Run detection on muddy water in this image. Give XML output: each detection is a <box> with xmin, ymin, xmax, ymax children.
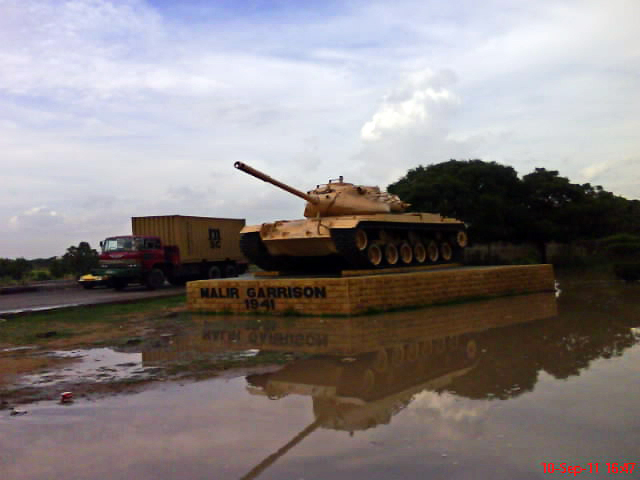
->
<box><xmin>2</xmin><ymin>271</ymin><xmax>639</xmax><ymax>480</ymax></box>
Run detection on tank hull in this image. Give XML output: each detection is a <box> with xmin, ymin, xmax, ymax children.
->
<box><xmin>240</xmin><ymin>213</ymin><xmax>467</xmax><ymax>273</ymax></box>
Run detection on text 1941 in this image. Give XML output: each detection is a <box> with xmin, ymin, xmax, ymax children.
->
<box><xmin>245</xmin><ymin>299</ymin><xmax>276</xmax><ymax>310</ymax></box>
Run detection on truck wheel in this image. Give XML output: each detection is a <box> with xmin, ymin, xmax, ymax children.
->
<box><xmin>208</xmin><ymin>265</ymin><xmax>221</xmax><ymax>279</ymax></box>
<box><xmin>146</xmin><ymin>268</ymin><xmax>165</xmax><ymax>290</ymax></box>
<box><xmin>223</xmin><ymin>264</ymin><xmax>237</xmax><ymax>278</ymax></box>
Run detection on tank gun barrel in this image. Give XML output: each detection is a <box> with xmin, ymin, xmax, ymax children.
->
<box><xmin>234</xmin><ymin>161</ymin><xmax>318</xmax><ymax>204</ymax></box>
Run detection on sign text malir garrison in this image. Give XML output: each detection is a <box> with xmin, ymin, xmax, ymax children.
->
<box><xmin>200</xmin><ymin>285</ymin><xmax>327</xmax><ymax>299</ymax></box>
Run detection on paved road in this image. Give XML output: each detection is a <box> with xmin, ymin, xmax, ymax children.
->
<box><xmin>0</xmin><ymin>284</ymin><xmax>186</xmax><ymax>316</ymax></box>
<box><xmin>0</xmin><ymin>273</ymin><xmax>259</xmax><ymax>316</ymax></box>
<box><xmin>0</xmin><ymin>267</ymin><xmax>463</xmax><ymax>317</ymax></box>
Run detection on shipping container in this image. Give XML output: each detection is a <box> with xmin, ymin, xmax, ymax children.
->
<box><xmin>132</xmin><ymin>215</ymin><xmax>245</xmax><ymax>263</ymax></box>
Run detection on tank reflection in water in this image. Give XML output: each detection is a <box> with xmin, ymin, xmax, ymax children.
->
<box><xmin>4</xmin><ymin>277</ymin><xmax>640</xmax><ymax>480</ymax></box>
<box><xmin>141</xmin><ymin>293</ymin><xmax>561</xmax><ymax>479</ymax></box>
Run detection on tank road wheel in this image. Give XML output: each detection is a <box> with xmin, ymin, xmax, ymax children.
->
<box><xmin>359</xmin><ymin>369</ymin><xmax>375</xmax><ymax>395</ymax></box>
<box><xmin>466</xmin><ymin>339</ymin><xmax>478</xmax><ymax>360</ymax></box>
<box><xmin>208</xmin><ymin>265</ymin><xmax>221</xmax><ymax>279</ymax></box>
<box><xmin>413</xmin><ymin>242</ymin><xmax>427</xmax><ymax>264</ymax></box>
<box><xmin>385</xmin><ymin>244</ymin><xmax>399</xmax><ymax>266</ymax></box>
<box><xmin>456</xmin><ymin>230</ymin><xmax>469</xmax><ymax>248</ymax></box>
<box><xmin>330</xmin><ymin>228</ymin><xmax>370</xmax><ymax>269</ymax></box>
<box><xmin>399</xmin><ymin>242</ymin><xmax>413</xmax><ymax>264</ymax></box>
<box><xmin>373</xmin><ymin>349</ymin><xmax>389</xmax><ymax>373</ymax></box>
<box><xmin>406</xmin><ymin>343</ymin><xmax>419</xmax><ymax>363</ymax></box>
<box><xmin>440</xmin><ymin>241</ymin><xmax>453</xmax><ymax>262</ymax></box>
<box><xmin>367</xmin><ymin>244</ymin><xmax>383</xmax><ymax>267</ymax></box>
<box><xmin>427</xmin><ymin>240</ymin><xmax>439</xmax><ymax>263</ymax></box>
<box><xmin>390</xmin><ymin>346</ymin><xmax>404</xmax><ymax>367</ymax></box>
<box><xmin>355</xmin><ymin>229</ymin><xmax>369</xmax><ymax>251</ymax></box>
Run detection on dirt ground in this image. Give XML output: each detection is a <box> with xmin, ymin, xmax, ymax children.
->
<box><xmin>0</xmin><ymin>297</ymin><xmax>298</xmax><ymax>411</ymax></box>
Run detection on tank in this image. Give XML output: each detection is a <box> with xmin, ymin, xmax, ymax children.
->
<box><xmin>234</xmin><ymin>161</ymin><xmax>468</xmax><ymax>272</ymax></box>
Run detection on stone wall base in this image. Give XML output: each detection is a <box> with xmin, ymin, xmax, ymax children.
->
<box><xmin>187</xmin><ymin>264</ymin><xmax>555</xmax><ymax>316</ymax></box>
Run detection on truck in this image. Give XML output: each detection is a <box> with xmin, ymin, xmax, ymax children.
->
<box><xmin>79</xmin><ymin>215</ymin><xmax>247</xmax><ymax>290</ymax></box>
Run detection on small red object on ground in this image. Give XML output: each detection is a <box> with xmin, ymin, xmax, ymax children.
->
<box><xmin>60</xmin><ymin>392</ymin><xmax>73</xmax><ymax>403</ymax></box>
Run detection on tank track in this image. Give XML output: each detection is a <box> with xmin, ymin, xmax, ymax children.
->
<box><xmin>330</xmin><ymin>229</ymin><xmax>370</xmax><ymax>269</ymax></box>
<box><xmin>242</xmin><ymin>222</ymin><xmax>466</xmax><ymax>274</ymax></box>
<box><xmin>331</xmin><ymin>221</ymin><xmax>466</xmax><ymax>270</ymax></box>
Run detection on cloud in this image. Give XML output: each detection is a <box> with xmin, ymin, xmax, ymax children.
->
<box><xmin>8</xmin><ymin>206</ymin><xmax>64</xmax><ymax>231</ymax></box>
<box><xmin>579</xmin><ymin>157</ymin><xmax>640</xmax><ymax>199</ymax></box>
<box><xmin>412</xmin><ymin>390</ymin><xmax>491</xmax><ymax>423</ymax></box>
<box><xmin>352</xmin><ymin>69</ymin><xmax>481</xmax><ymax>185</ymax></box>
<box><xmin>361</xmin><ymin>70</ymin><xmax>460</xmax><ymax>141</ymax></box>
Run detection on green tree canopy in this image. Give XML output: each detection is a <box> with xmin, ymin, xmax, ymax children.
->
<box><xmin>388</xmin><ymin>159</ymin><xmax>530</xmax><ymax>243</ymax></box>
<box><xmin>62</xmin><ymin>241</ymin><xmax>99</xmax><ymax>276</ymax></box>
<box><xmin>0</xmin><ymin>257</ymin><xmax>32</xmax><ymax>280</ymax></box>
<box><xmin>388</xmin><ymin>160</ymin><xmax>640</xmax><ymax>251</ymax></box>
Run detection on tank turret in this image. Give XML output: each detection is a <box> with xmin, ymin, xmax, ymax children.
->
<box><xmin>234</xmin><ymin>161</ymin><xmax>468</xmax><ymax>273</ymax></box>
<box><xmin>234</xmin><ymin>161</ymin><xmax>410</xmax><ymax>217</ymax></box>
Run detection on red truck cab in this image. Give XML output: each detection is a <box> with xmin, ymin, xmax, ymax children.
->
<box><xmin>80</xmin><ymin>235</ymin><xmax>168</xmax><ymax>290</ymax></box>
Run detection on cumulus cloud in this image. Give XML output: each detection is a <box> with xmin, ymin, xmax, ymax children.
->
<box><xmin>361</xmin><ymin>70</ymin><xmax>460</xmax><ymax>141</ymax></box>
<box><xmin>352</xmin><ymin>69</ymin><xmax>481</xmax><ymax>184</ymax></box>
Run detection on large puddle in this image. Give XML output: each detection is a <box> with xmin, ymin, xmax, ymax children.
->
<box><xmin>2</xmin><ymin>271</ymin><xmax>639</xmax><ymax>479</ymax></box>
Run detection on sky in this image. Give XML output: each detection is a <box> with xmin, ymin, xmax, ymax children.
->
<box><xmin>1</xmin><ymin>0</ymin><xmax>639</xmax><ymax>258</ymax></box>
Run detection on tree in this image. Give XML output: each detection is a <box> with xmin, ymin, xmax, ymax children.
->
<box><xmin>520</xmin><ymin>168</ymin><xmax>584</xmax><ymax>258</ymax></box>
<box><xmin>522</xmin><ymin>168</ymin><xmax>640</xmax><ymax>260</ymax></box>
<box><xmin>388</xmin><ymin>159</ymin><xmax>530</xmax><ymax>243</ymax></box>
<box><xmin>0</xmin><ymin>257</ymin><xmax>32</xmax><ymax>281</ymax></box>
<box><xmin>62</xmin><ymin>242</ymin><xmax>99</xmax><ymax>277</ymax></box>
<box><xmin>389</xmin><ymin>160</ymin><xmax>640</xmax><ymax>263</ymax></box>
<box><xmin>49</xmin><ymin>258</ymin><xmax>67</xmax><ymax>278</ymax></box>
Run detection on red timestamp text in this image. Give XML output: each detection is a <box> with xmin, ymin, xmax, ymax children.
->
<box><xmin>541</xmin><ymin>462</ymin><xmax>636</xmax><ymax>476</ymax></box>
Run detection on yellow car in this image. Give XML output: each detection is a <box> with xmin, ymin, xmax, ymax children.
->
<box><xmin>77</xmin><ymin>273</ymin><xmax>108</xmax><ymax>289</ymax></box>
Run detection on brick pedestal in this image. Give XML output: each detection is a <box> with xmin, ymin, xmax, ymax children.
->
<box><xmin>187</xmin><ymin>264</ymin><xmax>555</xmax><ymax>316</ymax></box>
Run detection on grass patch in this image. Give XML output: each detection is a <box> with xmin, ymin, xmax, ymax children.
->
<box><xmin>0</xmin><ymin>294</ymin><xmax>186</xmax><ymax>347</ymax></box>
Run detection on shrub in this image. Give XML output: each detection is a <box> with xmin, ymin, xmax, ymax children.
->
<box><xmin>599</xmin><ymin>233</ymin><xmax>640</xmax><ymax>259</ymax></box>
<box><xmin>33</xmin><ymin>270</ymin><xmax>52</xmax><ymax>281</ymax></box>
<box><xmin>600</xmin><ymin>233</ymin><xmax>640</xmax><ymax>246</ymax></box>
<box><xmin>606</xmin><ymin>241</ymin><xmax>640</xmax><ymax>257</ymax></box>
